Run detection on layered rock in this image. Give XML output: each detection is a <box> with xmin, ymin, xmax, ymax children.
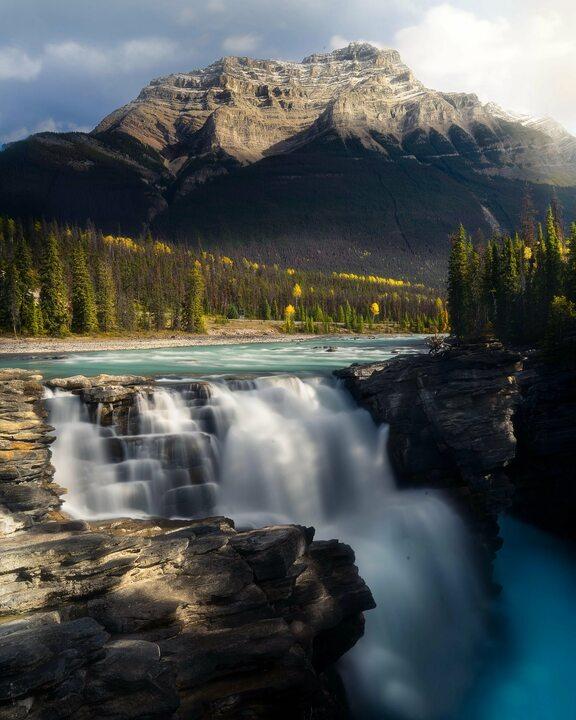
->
<box><xmin>336</xmin><ymin>341</ymin><xmax>523</xmax><ymax>559</ymax></box>
<box><xmin>95</xmin><ymin>43</ymin><xmax>576</xmax><ymax>184</ymax></box>
<box><xmin>0</xmin><ymin>516</ymin><xmax>374</xmax><ymax>720</ymax></box>
<box><xmin>0</xmin><ymin>372</ymin><xmax>375</xmax><ymax>720</ymax></box>
<box><xmin>46</xmin><ymin>373</ymin><xmax>152</xmax><ymax>431</ymax></box>
<box><xmin>0</xmin><ymin>370</ymin><xmax>62</xmax><ymax>528</ymax></box>
<box><xmin>2</xmin><ymin>43</ymin><xmax>576</xmax><ymax>280</ymax></box>
<box><xmin>509</xmin><ymin>334</ymin><xmax>576</xmax><ymax>539</ymax></box>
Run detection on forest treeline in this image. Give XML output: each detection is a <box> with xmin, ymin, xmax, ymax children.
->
<box><xmin>0</xmin><ymin>217</ymin><xmax>447</xmax><ymax>337</ymax></box>
<box><xmin>447</xmin><ymin>204</ymin><xmax>576</xmax><ymax>345</ymax></box>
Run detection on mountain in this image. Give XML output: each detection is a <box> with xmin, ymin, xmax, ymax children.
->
<box><xmin>1</xmin><ymin>42</ymin><xmax>575</xmax><ymax>281</ymax></box>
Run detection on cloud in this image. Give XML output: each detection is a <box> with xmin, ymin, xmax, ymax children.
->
<box><xmin>177</xmin><ymin>7</ymin><xmax>196</xmax><ymax>25</ymax></box>
<box><xmin>395</xmin><ymin>3</ymin><xmax>576</xmax><ymax>131</ymax></box>
<box><xmin>329</xmin><ymin>35</ymin><xmax>385</xmax><ymax>50</ymax></box>
<box><xmin>0</xmin><ymin>46</ymin><xmax>42</xmax><ymax>80</ymax></box>
<box><xmin>45</xmin><ymin>37</ymin><xmax>177</xmax><ymax>75</ymax></box>
<box><xmin>207</xmin><ymin>0</ymin><xmax>226</xmax><ymax>13</ymax></box>
<box><xmin>1</xmin><ymin>117</ymin><xmax>90</xmax><ymax>145</ymax></box>
<box><xmin>222</xmin><ymin>33</ymin><xmax>260</xmax><ymax>54</ymax></box>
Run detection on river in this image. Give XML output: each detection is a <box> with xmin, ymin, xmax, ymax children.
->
<box><xmin>9</xmin><ymin>335</ymin><xmax>574</xmax><ymax>720</ymax></box>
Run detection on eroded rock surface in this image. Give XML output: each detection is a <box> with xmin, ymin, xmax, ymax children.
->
<box><xmin>0</xmin><ymin>370</ymin><xmax>62</xmax><ymax>524</ymax></box>
<box><xmin>509</xmin><ymin>335</ymin><xmax>576</xmax><ymax>539</ymax></box>
<box><xmin>336</xmin><ymin>341</ymin><xmax>523</xmax><ymax>559</ymax></box>
<box><xmin>0</xmin><ymin>372</ymin><xmax>374</xmax><ymax>720</ymax></box>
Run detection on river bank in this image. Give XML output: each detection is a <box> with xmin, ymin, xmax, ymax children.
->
<box><xmin>0</xmin><ymin>319</ymin><xmax>407</xmax><ymax>357</ymax></box>
<box><xmin>0</xmin><ymin>328</ymin><xmax>316</xmax><ymax>356</ymax></box>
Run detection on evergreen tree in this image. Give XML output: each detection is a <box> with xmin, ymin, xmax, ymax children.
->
<box><xmin>262</xmin><ymin>298</ymin><xmax>272</xmax><ymax>321</ymax></box>
<box><xmin>495</xmin><ymin>236</ymin><xmax>520</xmax><ymax>340</ymax></box>
<box><xmin>40</xmin><ymin>234</ymin><xmax>70</xmax><ymax>336</ymax></box>
<box><xmin>95</xmin><ymin>260</ymin><xmax>117</xmax><ymax>331</ymax></box>
<box><xmin>14</xmin><ymin>236</ymin><xmax>39</xmax><ymax>335</ymax></box>
<box><xmin>481</xmin><ymin>239</ymin><xmax>499</xmax><ymax>328</ymax></box>
<box><xmin>5</xmin><ymin>261</ymin><xmax>22</xmax><ymax>334</ymax></box>
<box><xmin>544</xmin><ymin>206</ymin><xmax>563</xmax><ymax>305</ymax></box>
<box><xmin>566</xmin><ymin>223</ymin><xmax>576</xmax><ymax>303</ymax></box>
<box><xmin>71</xmin><ymin>244</ymin><xmax>98</xmax><ymax>333</ymax></box>
<box><xmin>183</xmin><ymin>265</ymin><xmax>207</xmax><ymax>333</ymax></box>
<box><xmin>447</xmin><ymin>226</ymin><xmax>474</xmax><ymax>337</ymax></box>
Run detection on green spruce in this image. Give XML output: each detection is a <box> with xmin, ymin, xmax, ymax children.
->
<box><xmin>71</xmin><ymin>244</ymin><xmax>98</xmax><ymax>334</ymax></box>
<box><xmin>40</xmin><ymin>234</ymin><xmax>70</xmax><ymax>336</ymax></box>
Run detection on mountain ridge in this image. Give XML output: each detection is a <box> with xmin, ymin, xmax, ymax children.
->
<box><xmin>1</xmin><ymin>42</ymin><xmax>575</xmax><ymax>281</ymax></box>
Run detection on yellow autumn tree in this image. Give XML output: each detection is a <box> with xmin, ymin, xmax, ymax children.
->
<box><xmin>292</xmin><ymin>283</ymin><xmax>302</xmax><ymax>300</ymax></box>
<box><xmin>370</xmin><ymin>302</ymin><xmax>380</xmax><ymax>318</ymax></box>
<box><xmin>283</xmin><ymin>304</ymin><xmax>296</xmax><ymax>333</ymax></box>
<box><xmin>434</xmin><ymin>298</ymin><xmax>449</xmax><ymax>333</ymax></box>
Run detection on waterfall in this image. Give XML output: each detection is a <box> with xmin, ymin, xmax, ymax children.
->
<box><xmin>45</xmin><ymin>375</ymin><xmax>484</xmax><ymax>720</ymax></box>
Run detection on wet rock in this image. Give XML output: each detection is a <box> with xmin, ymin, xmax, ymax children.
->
<box><xmin>0</xmin><ymin>370</ymin><xmax>375</xmax><ymax>719</ymax></box>
<box><xmin>337</xmin><ymin>340</ymin><xmax>522</xmax><ymax>560</ymax></box>
<box><xmin>46</xmin><ymin>375</ymin><xmax>148</xmax><ymax>391</ymax></box>
<box><xmin>0</xmin><ymin>371</ymin><xmax>61</xmax><ymax>524</ymax></box>
<box><xmin>509</xmin><ymin>335</ymin><xmax>576</xmax><ymax>539</ymax></box>
<box><xmin>163</xmin><ymin>483</ymin><xmax>218</xmax><ymax>518</ymax></box>
<box><xmin>0</xmin><ymin>518</ymin><xmax>373</xmax><ymax>719</ymax></box>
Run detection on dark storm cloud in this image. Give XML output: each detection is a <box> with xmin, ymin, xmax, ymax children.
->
<box><xmin>0</xmin><ymin>0</ymin><xmax>424</xmax><ymax>142</ymax></box>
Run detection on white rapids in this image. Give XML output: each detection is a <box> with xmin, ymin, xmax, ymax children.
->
<box><xmin>45</xmin><ymin>375</ymin><xmax>485</xmax><ymax>720</ymax></box>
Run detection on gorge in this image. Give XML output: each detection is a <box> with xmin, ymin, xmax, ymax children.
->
<box><xmin>1</xmin><ymin>335</ymin><xmax>575</xmax><ymax>720</ymax></box>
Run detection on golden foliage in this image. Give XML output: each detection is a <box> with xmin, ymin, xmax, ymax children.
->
<box><xmin>102</xmin><ymin>235</ymin><xmax>143</xmax><ymax>253</ymax></box>
<box><xmin>332</xmin><ymin>272</ymin><xmax>419</xmax><ymax>288</ymax></box>
<box><xmin>153</xmin><ymin>241</ymin><xmax>172</xmax><ymax>255</ymax></box>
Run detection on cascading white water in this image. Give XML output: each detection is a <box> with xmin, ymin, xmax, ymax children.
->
<box><xmin>45</xmin><ymin>376</ymin><xmax>484</xmax><ymax>720</ymax></box>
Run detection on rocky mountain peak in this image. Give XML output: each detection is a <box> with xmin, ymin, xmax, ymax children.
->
<box><xmin>302</xmin><ymin>41</ymin><xmax>397</xmax><ymax>64</ymax></box>
<box><xmin>3</xmin><ymin>42</ymin><xmax>576</xmax><ymax>276</ymax></box>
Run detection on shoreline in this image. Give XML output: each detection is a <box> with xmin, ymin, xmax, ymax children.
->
<box><xmin>0</xmin><ymin>332</ymin><xmax>327</xmax><ymax>357</ymax></box>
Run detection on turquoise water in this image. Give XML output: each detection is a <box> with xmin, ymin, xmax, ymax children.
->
<box><xmin>3</xmin><ymin>334</ymin><xmax>575</xmax><ymax>720</ymax></box>
<box><xmin>457</xmin><ymin>517</ymin><xmax>576</xmax><ymax>720</ymax></box>
<box><xmin>0</xmin><ymin>335</ymin><xmax>427</xmax><ymax>378</ymax></box>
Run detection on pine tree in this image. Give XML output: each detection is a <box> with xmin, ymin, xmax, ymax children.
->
<box><xmin>183</xmin><ymin>265</ymin><xmax>207</xmax><ymax>333</ymax></box>
<box><xmin>40</xmin><ymin>234</ymin><xmax>70</xmax><ymax>336</ymax></box>
<box><xmin>495</xmin><ymin>236</ymin><xmax>520</xmax><ymax>340</ymax></box>
<box><xmin>566</xmin><ymin>222</ymin><xmax>576</xmax><ymax>303</ymax></box>
<box><xmin>447</xmin><ymin>226</ymin><xmax>474</xmax><ymax>337</ymax></box>
<box><xmin>71</xmin><ymin>245</ymin><xmax>98</xmax><ymax>334</ymax></box>
<box><xmin>14</xmin><ymin>236</ymin><xmax>38</xmax><ymax>335</ymax></box>
<box><xmin>481</xmin><ymin>239</ymin><xmax>499</xmax><ymax>328</ymax></box>
<box><xmin>544</xmin><ymin>207</ymin><xmax>564</xmax><ymax>303</ymax></box>
<box><xmin>95</xmin><ymin>260</ymin><xmax>117</xmax><ymax>331</ymax></box>
<box><xmin>262</xmin><ymin>298</ymin><xmax>272</xmax><ymax>321</ymax></box>
<box><xmin>5</xmin><ymin>261</ymin><xmax>22</xmax><ymax>334</ymax></box>
<box><xmin>0</xmin><ymin>260</ymin><xmax>9</xmax><ymax>331</ymax></box>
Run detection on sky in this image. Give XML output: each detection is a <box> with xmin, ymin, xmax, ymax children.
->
<box><xmin>0</xmin><ymin>0</ymin><xmax>575</xmax><ymax>144</ymax></box>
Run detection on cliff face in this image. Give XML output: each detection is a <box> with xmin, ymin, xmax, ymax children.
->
<box><xmin>0</xmin><ymin>370</ymin><xmax>374</xmax><ymax>720</ymax></box>
<box><xmin>337</xmin><ymin>337</ymin><xmax>576</xmax><ymax>552</ymax></box>
<box><xmin>509</xmin><ymin>338</ymin><xmax>576</xmax><ymax>539</ymax></box>
<box><xmin>94</xmin><ymin>43</ymin><xmax>576</xmax><ymax>185</ymax></box>
<box><xmin>1</xmin><ymin>43</ymin><xmax>576</xmax><ymax>280</ymax></box>
<box><xmin>336</xmin><ymin>341</ymin><xmax>522</xmax><ymax>563</ymax></box>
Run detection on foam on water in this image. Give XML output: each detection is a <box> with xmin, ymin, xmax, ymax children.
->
<box><xmin>46</xmin><ymin>373</ymin><xmax>484</xmax><ymax>719</ymax></box>
<box><xmin>4</xmin><ymin>335</ymin><xmax>427</xmax><ymax>378</ymax></box>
